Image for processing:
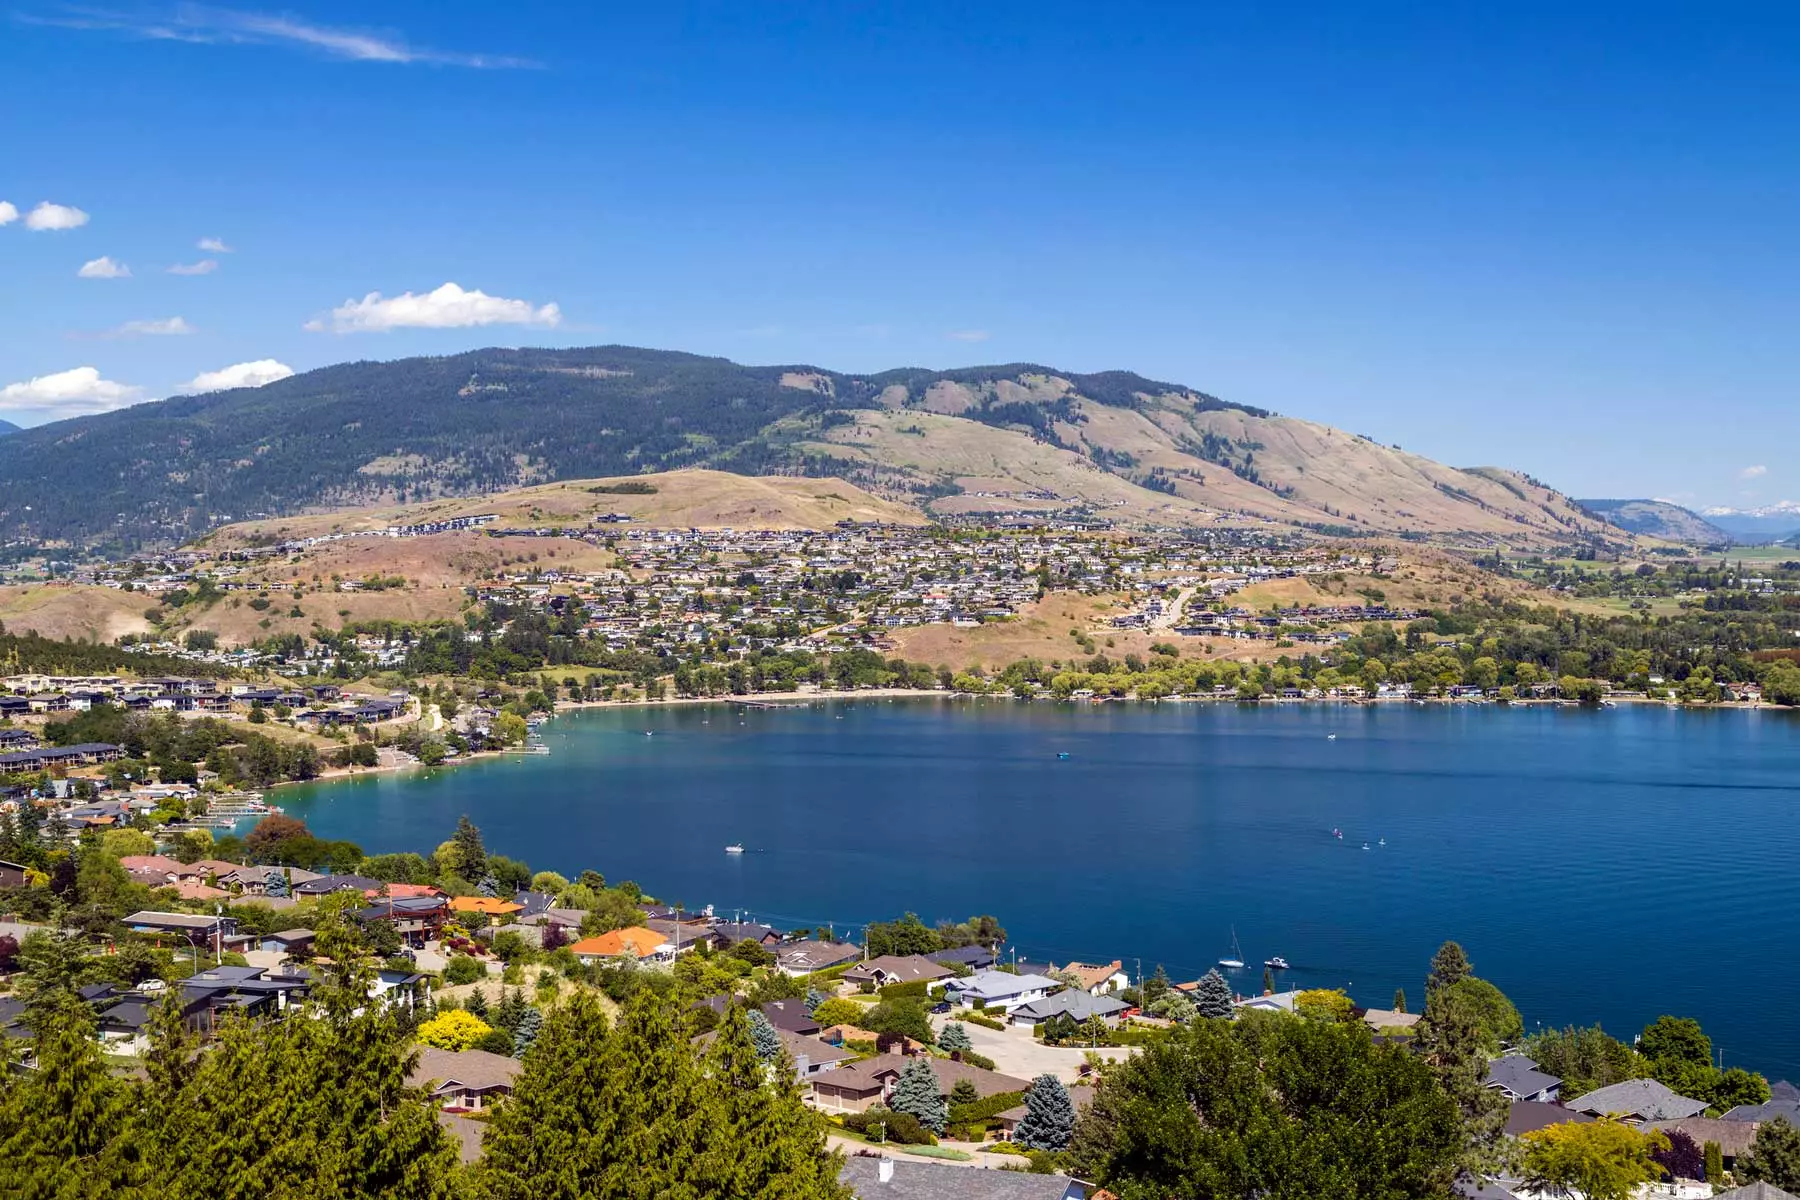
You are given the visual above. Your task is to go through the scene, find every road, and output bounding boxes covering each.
[936,1014,1134,1083]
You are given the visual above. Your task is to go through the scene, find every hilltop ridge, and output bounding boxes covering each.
[0,345,1634,553]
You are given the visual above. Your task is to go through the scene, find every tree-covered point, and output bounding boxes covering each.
[0,625,235,679]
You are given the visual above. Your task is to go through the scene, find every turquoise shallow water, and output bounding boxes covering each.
[274,699,1800,1076]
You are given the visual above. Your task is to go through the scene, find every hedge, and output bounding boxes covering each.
[960,1010,1006,1031]
[957,1049,996,1071]
[841,1108,934,1145]
[878,979,930,999]
[949,1089,1026,1125]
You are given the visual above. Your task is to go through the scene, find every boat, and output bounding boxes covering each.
[1264,956,1289,970]
[724,843,744,854]
[1057,751,1071,760]
[1332,828,1343,839]
[1218,927,1246,970]
[1378,837,1386,846]
[1362,842,1371,850]
[1326,733,1337,740]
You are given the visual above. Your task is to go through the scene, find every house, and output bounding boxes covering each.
[943,971,1059,1014]
[1567,1078,1708,1121]
[775,940,863,976]
[695,1023,856,1084]
[1712,1185,1800,1200]
[1504,1101,1594,1137]
[512,890,557,919]
[570,925,675,964]
[810,1053,1030,1115]
[761,997,823,1035]
[1233,989,1301,1014]
[1009,990,1129,1026]
[448,896,525,926]
[293,874,386,897]
[1049,959,1129,995]
[1483,1054,1561,1103]
[1360,1007,1422,1035]
[707,922,783,948]
[0,859,29,889]
[843,955,954,989]
[1725,1099,1800,1122]
[124,910,237,945]
[408,1046,522,1112]
[928,944,998,972]
[838,1156,1085,1199]
[257,929,316,956]
[357,896,450,945]
[216,864,322,895]
[1645,1118,1762,1175]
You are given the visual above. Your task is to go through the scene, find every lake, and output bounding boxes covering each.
[272,699,1800,1077]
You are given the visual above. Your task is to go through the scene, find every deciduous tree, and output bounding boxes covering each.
[1522,1120,1666,1200]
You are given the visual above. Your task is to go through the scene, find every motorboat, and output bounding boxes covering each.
[1332,828,1343,839]
[724,843,744,854]
[1264,956,1289,970]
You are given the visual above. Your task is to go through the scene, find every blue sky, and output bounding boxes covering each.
[3,2,1797,508]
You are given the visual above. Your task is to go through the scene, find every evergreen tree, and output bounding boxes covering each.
[1014,1073,1077,1151]
[1418,977,1507,1167]
[939,1022,973,1053]
[467,985,490,1019]
[1192,969,1234,1019]
[949,1077,980,1108]
[1394,987,1408,1014]
[479,991,618,1200]
[1742,1116,1800,1190]
[450,814,487,880]
[747,1009,783,1062]
[511,1006,542,1058]
[0,1001,133,1198]
[804,987,825,1017]
[1142,964,1171,1006]
[494,986,528,1035]
[1428,940,1473,992]
[1262,966,1275,995]
[478,873,499,898]
[693,1005,851,1199]
[888,1057,948,1134]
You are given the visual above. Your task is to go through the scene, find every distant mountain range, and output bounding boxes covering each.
[0,419,18,436]
[0,345,1634,554]
[1698,501,1800,544]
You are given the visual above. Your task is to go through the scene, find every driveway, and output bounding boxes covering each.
[936,1013,1134,1083]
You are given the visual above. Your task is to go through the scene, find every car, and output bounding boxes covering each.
[929,1000,951,1014]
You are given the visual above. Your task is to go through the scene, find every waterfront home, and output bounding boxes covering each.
[706,921,783,948]
[1010,990,1130,1027]
[843,955,954,989]
[810,1053,1030,1115]
[1645,1118,1761,1175]
[928,944,997,972]
[448,896,524,926]
[943,970,1060,1014]
[408,1047,522,1112]
[839,1156,1085,1200]
[570,925,676,965]
[1049,959,1129,995]
[1359,1007,1422,1036]
[1724,1097,1800,1123]
[1567,1078,1708,1121]
[1483,1054,1561,1103]
[775,940,863,976]
[1233,989,1302,1015]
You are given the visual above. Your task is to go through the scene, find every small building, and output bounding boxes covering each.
[1049,959,1129,995]
[1483,1054,1561,1103]
[1009,990,1130,1027]
[928,944,998,972]
[448,896,525,926]
[944,971,1059,1014]
[1567,1078,1708,1121]
[409,1046,522,1112]
[842,955,954,989]
[1504,1101,1594,1138]
[775,940,863,977]
[570,925,676,965]
[257,929,316,956]
[810,1053,1030,1115]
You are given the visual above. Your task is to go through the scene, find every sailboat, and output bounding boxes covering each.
[1218,927,1246,970]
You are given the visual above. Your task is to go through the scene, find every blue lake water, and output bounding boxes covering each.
[272,700,1800,1076]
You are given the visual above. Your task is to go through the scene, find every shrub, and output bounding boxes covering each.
[443,955,484,986]
[842,1106,933,1145]
[949,1089,1026,1125]
[811,998,866,1029]
[878,979,929,999]
[416,1009,493,1051]
[961,1010,1005,1031]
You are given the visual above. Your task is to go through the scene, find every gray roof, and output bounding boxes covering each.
[409,1047,522,1093]
[1505,1101,1594,1137]
[1568,1078,1708,1120]
[949,971,1059,1001]
[1483,1054,1560,1098]
[1726,1099,1800,1122]
[1011,991,1130,1024]
[839,1156,1084,1199]
[1713,1185,1800,1200]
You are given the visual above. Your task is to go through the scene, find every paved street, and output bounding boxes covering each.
[936,1013,1134,1083]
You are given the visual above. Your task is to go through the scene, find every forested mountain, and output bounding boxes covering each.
[0,418,18,435]
[1577,499,1732,546]
[0,345,1629,553]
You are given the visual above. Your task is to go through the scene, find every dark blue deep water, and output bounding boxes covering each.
[274,700,1800,1076]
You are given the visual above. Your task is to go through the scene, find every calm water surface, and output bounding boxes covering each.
[274,700,1800,1076]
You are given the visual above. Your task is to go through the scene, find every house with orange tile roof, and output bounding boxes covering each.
[378,882,447,900]
[448,896,525,926]
[1050,959,1130,995]
[570,925,676,965]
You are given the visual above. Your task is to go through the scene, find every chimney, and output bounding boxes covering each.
[878,1158,894,1184]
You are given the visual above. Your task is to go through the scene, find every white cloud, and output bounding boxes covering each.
[946,329,991,342]
[0,367,143,418]
[167,259,219,275]
[25,6,539,69]
[0,201,17,226]
[112,317,194,337]
[25,201,90,231]
[1741,465,1768,479]
[307,282,562,333]
[182,359,294,392]
[197,236,233,252]
[78,256,131,279]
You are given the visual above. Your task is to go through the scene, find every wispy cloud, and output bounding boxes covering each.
[946,329,991,342]
[1741,464,1768,479]
[22,5,540,68]
[0,202,17,226]
[112,316,194,337]
[306,282,562,333]
[197,236,232,252]
[167,259,218,275]
[78,255,131,278]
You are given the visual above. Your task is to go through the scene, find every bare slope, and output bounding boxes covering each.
[0,584,156,643]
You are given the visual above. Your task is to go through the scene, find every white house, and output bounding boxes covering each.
[944,970,1060,1014]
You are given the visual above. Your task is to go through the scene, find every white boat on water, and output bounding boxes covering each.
[1218,926,1246,969]
[724,843,744,854]
[1264,956,1289,970]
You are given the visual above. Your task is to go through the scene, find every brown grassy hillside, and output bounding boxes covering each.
[0,584,156,642]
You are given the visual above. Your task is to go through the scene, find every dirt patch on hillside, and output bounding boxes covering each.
[0,584,156,642]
